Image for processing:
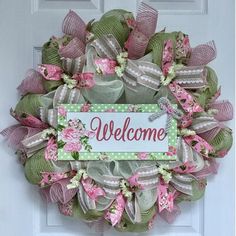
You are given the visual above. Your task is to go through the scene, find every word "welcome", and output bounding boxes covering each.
[90,117,166,142]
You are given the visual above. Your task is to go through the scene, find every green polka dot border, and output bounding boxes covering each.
[57,104,177,161]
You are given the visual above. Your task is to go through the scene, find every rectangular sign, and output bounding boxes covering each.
[57,104,177,161]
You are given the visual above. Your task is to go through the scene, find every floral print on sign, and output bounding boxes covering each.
[136,152,149,160]
[58,106,67,118]
[58,118,95,160]
[166,146,177,157]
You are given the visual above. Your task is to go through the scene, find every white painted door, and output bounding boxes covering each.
[0,0,234,236]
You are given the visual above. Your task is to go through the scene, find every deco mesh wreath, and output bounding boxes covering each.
[1,3,234,233]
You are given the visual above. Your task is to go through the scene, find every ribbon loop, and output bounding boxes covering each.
[188,41,217,66]
[62,10,87,43]
[125,3,158,59]
[62,55,86,75]
[53,84,86,107]
[17,69,46,95]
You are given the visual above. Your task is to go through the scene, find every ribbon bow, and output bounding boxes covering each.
[149,97,183,134]
[90,34,208,94]
[84,161,159,226]
[38,64,94,90]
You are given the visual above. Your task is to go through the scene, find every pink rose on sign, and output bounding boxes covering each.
[83,130,96,138]
[137,152,149,160]
[68,119,84,130]
[64,142,82,153]
[68,119,80,128]
[61,127,81,142]
[45,138,58,161]
[80,103,91,112]
[58,106,67,118]
[166,146,177,156]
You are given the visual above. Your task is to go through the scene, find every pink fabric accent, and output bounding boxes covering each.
[180,114,193,128]
[159,205,181,224]
[73,73,95,88]
[184,135,214,158]
[169,82,203,114]
[209,100,234,121]
[40,172,67,187]
[188,41,217,66]
[128,173,140,188]
[126,18,137,29]
[125,2,158,59]
[17,69,46,95]
[94,58,117,75]
[62,10,86,43]
[180,35,191,58]
[158,183,176,213]
[45,138,58,161]
[15,114,48,129]
[40,178,78,204]
[38,64,63,81]
[59,37,85,59]
[173,161,196,174]
[162,40,174,76]
[81,178,105,201]
[10,109,48,129]
[194,159,219,179]
[105,194,126,226]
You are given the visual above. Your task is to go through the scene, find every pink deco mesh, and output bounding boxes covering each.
[126,3,158,59]
[188,41,217,66]
[62,10,86,43]
[40,178,78,204]
[59,37,85,59]
[209,100,234,121]
[17,69,45,95]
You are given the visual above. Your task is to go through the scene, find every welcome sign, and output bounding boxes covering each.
[57,104,177,161]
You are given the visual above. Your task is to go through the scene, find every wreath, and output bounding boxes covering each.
[1,3,233,233]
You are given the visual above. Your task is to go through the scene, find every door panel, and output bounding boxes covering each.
[0,0,234,236]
